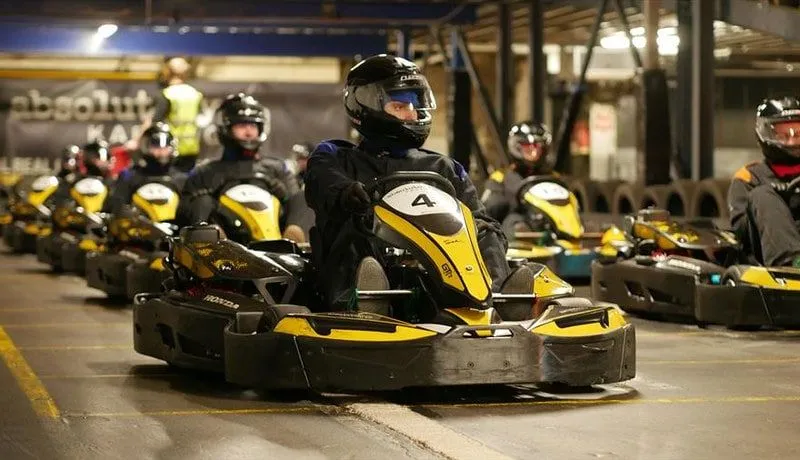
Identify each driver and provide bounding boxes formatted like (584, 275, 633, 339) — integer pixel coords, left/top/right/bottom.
(481, 120, 555, 225)
(305, 54, 535, 312)
(729, 97, 800, 267)
(104, 122, 187, 216)
(177, 93, 308, 242)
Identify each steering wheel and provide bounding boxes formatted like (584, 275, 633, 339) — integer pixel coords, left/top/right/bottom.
(354, 171, 458, 236)
(514, 175, 572, 206)
(785, 175, 800, 192)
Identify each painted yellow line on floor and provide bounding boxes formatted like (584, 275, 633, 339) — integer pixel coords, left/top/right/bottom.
(0, 326, 60, 418)
(0, 306, 97, 313)
(1, 322, 129, 329)
(39, 373, 177, 380)
(19, 344, 130, 351)
(420, 395, 800, 410)
(644, 357, 800, 365)
(68, 406, 330, 418)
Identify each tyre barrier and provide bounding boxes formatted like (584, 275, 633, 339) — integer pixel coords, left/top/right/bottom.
(568, 179, 623, 213)
(690, 178, 731, 219)
(612, 183, 645, 216)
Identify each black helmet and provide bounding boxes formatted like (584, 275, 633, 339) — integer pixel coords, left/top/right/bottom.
(344, 54, 436, 150)
(756, 97, 800, 164)
(81, 139, 110, 176)
(508, 121, 553, 169)
(215, 93, 268, 155)
(139, 122, 177, 171)
(61, 144, 81, 171)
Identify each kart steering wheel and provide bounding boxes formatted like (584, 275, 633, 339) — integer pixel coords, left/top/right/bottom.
(785, 175, 800, 192)
(514, 175, 572, 205)
(353, 171, 458, 236)
(211, 173, 286, 201)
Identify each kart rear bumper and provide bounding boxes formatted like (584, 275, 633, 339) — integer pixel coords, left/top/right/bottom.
(85, 252, 131, 296)
(126, 258, 169, 301)
(696, 284, 800, 328)
(4, 222, 38, 253)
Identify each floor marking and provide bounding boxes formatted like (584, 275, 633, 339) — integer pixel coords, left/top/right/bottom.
(39, 372, 178, 380)
(419, 395, 800, 410)
(1, 322, 129, 329)
(348, 403, 514, 460)
(66, 406, 329, 418)
(644, 357, 800, 365)
(0, 326, 60, 418)
(0, 306, 96, 313)
(19, 344, 130, 351)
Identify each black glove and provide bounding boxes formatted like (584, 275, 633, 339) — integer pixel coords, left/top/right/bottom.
(339, 182, 371, 214)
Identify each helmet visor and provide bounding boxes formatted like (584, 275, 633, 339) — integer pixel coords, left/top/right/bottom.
(519, 142, 548, 163)
(353, 74, 437, 120)
(757, 118, 800, 155)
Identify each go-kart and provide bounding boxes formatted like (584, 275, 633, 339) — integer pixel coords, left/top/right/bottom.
(135, 171, 636, 392)
(132, 223, 318, 373)
(590, 207, 800, 328)
(36, 177, 107, 272)
(85, 180, 180, 300)
(2, 175, 60, 253)
(503, 176, 610, 278)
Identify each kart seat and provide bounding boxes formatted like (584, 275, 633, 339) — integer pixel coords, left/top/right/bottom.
(257, 304, 312, 332)
(179, 224, 226, 244)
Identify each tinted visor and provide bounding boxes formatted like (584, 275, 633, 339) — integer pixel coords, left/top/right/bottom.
(353, 74, 436, 113)
(148, 132, 173, 149)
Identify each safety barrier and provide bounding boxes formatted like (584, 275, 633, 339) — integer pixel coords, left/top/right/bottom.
(568, 178, 732, 219)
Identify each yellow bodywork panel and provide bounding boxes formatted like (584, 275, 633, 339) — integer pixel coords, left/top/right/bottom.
(273, 317, 437, 342)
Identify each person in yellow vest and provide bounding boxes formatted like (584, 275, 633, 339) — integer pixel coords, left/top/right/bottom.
(153, 56, 204, 172)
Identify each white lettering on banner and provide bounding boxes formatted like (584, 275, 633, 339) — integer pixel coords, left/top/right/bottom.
(9, 89, 153, 122)
(0, 157, 59, 174)
(86, 124, 143, 144)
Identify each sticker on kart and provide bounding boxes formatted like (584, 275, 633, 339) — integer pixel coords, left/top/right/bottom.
(224, 184, 274, 211)
(135, 183, 177, 204)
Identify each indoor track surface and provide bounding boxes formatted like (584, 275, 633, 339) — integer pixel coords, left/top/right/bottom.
(1, 247, 799, 460)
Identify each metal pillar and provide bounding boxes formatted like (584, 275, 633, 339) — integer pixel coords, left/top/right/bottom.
(496, 2, 513, 132)
(675, 0, 692, 179)
(454, 27, 509, 165)
(448, 28, 474, 173)
(613, 0, 643, 68)
(643, 0, 660, 70)
(529, 0, 545, 123)
(554, 0, 609, 173)
(432, 28, 490, 176)
(692, 0, 715, 180)
(395, 28, 412, 59)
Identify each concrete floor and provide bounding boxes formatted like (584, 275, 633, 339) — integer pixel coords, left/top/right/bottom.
(1, 248, 799, 459)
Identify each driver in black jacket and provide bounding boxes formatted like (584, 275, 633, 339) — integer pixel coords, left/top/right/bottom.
(104, 122, 187, 216)
(305, 54, 535, 313)
(177, 93, 307, 242)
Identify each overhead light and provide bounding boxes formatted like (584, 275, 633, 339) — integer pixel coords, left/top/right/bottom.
(96, 24, 118, 39)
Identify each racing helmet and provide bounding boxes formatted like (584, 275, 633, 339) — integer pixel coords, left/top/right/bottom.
(344, 54, 436, 150)
(81, 139, 111, 176)
(138, 122, 178, 172)
(756, 97, 800, 164)
(508, 120, 553, 169)
(214, 93, 268, 156)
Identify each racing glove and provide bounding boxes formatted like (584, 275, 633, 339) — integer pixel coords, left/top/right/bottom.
(339, 182, 371, 214)
(770, 181, 798, 194)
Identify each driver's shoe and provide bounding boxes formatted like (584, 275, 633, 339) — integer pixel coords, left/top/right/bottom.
(355, 257, 391, 316)
(497, 264, 536, 321)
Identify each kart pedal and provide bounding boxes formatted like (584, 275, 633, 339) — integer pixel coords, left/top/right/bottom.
(355, 257, 391, 316)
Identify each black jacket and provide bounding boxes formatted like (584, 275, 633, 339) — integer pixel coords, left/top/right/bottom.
(103, 165, 187, 216)
(305, 139, 509, 288)
(177, 153, 303, 228)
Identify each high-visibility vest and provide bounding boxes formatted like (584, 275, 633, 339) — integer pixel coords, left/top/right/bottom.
(162, 83, 203, 157)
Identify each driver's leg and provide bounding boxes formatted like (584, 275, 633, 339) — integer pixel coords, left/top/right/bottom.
(747, 185, 800, 266)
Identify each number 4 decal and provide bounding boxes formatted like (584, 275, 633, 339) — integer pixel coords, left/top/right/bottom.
(412, 193, 436, 207)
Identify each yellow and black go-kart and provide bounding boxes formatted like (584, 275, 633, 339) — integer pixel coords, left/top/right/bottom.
(503, 176, 613, 279)
(2, 175, 60, 253)
(85, 180, 180, 300)
(36, 176, 107, 273)
(132, 223, 318, 374)
(590, 207, 800, 329)
(0, 171, 25, 234)
(136, 171, 635, 392)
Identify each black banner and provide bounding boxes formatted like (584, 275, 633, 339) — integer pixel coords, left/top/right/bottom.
(0, 78, 347, 174)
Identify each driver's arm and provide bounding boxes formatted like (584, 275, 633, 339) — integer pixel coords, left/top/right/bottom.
(729, 166, 756, 241)
(304, 143, 358, 217)
(481, 171, 510, 221)
(177, 167, 216, 226)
